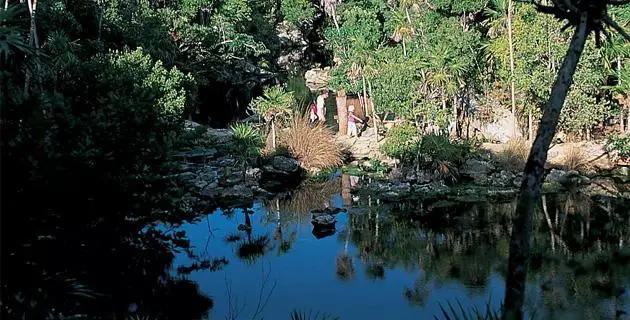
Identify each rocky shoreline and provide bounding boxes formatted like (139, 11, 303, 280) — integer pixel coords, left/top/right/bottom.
(170, 124, 630, 214)
(352, 158, 630, 203)
(169, 127, 306, 212)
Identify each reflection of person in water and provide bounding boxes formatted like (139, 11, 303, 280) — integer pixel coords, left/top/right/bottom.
(349, 175, 359, 188)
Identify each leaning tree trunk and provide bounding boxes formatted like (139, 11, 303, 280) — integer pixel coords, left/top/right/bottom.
(502, 12, 589, 320)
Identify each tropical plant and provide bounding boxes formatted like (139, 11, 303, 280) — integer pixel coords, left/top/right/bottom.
(251, 85, 295, 150)
(230, 122, 265, 160)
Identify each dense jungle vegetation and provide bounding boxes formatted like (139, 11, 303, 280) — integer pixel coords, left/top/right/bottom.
(1, 0, 629, 318)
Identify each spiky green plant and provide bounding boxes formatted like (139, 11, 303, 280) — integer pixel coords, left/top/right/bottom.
(230, 123, 264, 159)
(434, 300, 502, 320)
(290, 309, 340, 320)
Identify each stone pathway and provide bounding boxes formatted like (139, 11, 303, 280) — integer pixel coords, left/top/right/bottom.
(335, 128, 392, 163)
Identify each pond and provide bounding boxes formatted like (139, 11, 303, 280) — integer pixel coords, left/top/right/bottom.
(171, 175, 630, 320)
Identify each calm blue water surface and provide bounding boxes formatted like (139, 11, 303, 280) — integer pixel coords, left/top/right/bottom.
(171, 187, 630, 319)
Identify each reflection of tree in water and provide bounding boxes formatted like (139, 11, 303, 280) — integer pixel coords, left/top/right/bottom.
(231, 209, 272, 264)
(2, 221, 216, 320)
(336, 219, 355, 281)
(348, 193, 630, 317)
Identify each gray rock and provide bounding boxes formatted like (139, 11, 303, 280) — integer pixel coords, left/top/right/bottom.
(184, 120, 203, 130)
(246, 167, 262, 181)
(461, 159, 495, 183)
(272, 156, 300, 173)
(512, 176, 523, 188)
(173, 148, 217, 162)
(305, 68, 331, 91)
(545, 169, 568, 183)
(216, 156, 237, 167)
(220, 184, 253, 199)
(200, 185, 221, 198)
(251, 186, 274, 197)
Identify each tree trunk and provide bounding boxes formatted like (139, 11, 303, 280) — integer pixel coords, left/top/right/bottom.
(452, 94, 458, 137)
(330, 3, 340, 32)
(337, 91, 348, 134)
(503, 12, 589, 320)
(368, 79, 378, 142)
(4, 0, 8, 10)
(362, 73, 368, 117)
(271, 119, 276, 151)
(507, 0, 517, 138)
(528, 111, 533, 141)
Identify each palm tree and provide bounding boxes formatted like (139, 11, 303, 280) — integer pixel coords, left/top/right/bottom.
(484, 0, 518, 138)
(422, 44, 467, 136)
(504, 1, 630, 318)
(390, 9, 414, 57)
(250, 85, 294, 150)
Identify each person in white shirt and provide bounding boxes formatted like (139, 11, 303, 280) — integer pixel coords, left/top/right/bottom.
(316, 90, 328, 123)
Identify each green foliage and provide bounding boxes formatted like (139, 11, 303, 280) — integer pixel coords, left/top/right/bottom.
(417, 134, 477, 167)
(606, 134, 630, 160)
(250, 85, 295, 124)
(230, 123, 265, 158)
(281, 0, 316, 28)
(381, 124, 421, 162)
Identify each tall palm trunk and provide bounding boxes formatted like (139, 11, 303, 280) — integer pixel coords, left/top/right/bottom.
(368, 79, 378, 142)
(507, 0, 517, 138)
(503, 12, 589, 320)
(271, 119, 276, 150)
(24, 0, 39, 94)
(452, 94, 458, 137)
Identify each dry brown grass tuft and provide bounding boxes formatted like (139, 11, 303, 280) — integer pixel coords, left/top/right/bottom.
(559, 144, 590, 171)
(495, 139, 530, 171)
(269, 116, 343, 170)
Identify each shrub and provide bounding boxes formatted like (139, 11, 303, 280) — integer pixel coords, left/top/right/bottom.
(276, 116, 343, 170)
(606, 134, 630, 162)
(230, 123, 264, 159)
(416, 134, 477, 183)
(417, 134, 477, 167)
(380, 124, 421, 163)
(494, 139, 530, 171)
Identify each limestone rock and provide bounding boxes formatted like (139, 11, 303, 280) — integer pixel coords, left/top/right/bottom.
(305, 68, 332, 91)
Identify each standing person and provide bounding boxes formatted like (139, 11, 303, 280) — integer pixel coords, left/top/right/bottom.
(347, 105, 363, 137)
(316, 90, 328, 123)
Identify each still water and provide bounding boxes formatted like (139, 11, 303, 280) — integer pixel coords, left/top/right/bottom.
(171, 177, 630, 320)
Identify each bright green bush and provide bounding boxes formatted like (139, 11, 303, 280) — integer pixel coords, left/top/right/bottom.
(606, 134, 630, 160)
(230, 122, 265, 159)
(380, 124, 421, 163)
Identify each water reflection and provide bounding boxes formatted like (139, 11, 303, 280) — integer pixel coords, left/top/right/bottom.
(172, 175, 630, 319)
(2, 222, 215, 320)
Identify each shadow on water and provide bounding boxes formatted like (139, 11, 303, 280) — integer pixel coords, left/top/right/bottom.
(170, 174, 630, 319)
(1, 216, 221, 320)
